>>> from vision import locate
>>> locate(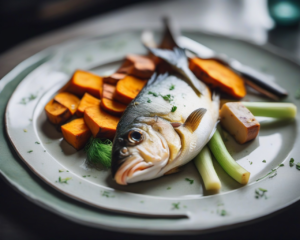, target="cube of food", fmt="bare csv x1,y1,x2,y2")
103,73,126,85
62,70,103,98
61,118,92,150
220,102,260,144
45,99,72,125
84,105,120,139
189,58,246,99
114,75,147,104
126,55,155,79
54,92,80,115
76,93,100,117
100,82,127,116
101,98,127,116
